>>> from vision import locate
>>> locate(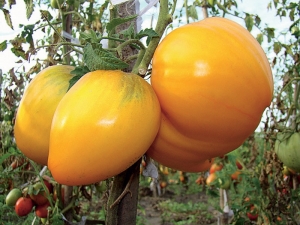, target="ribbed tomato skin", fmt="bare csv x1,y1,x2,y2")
14,65,74,165
148,17,273,171
48,70,161,185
